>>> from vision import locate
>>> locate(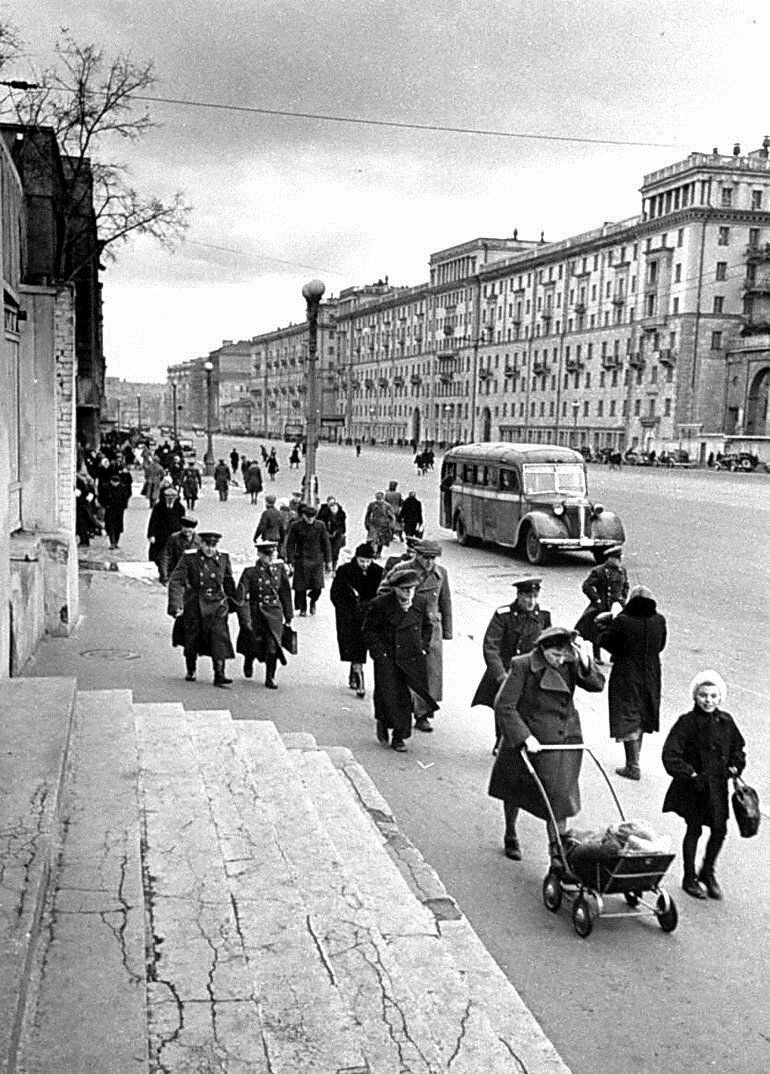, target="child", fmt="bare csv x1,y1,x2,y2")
662,670,746,900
